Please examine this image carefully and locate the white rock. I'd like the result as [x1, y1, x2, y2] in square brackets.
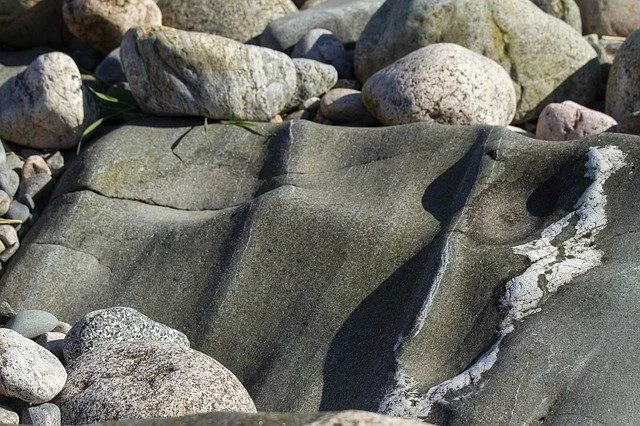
[362, 43, 517, 126]
[536, 101, 617, 141]
[0, 406, 18, 424]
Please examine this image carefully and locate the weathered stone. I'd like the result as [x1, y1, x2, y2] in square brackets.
[58, 341, 256, 423]
[575, 0, 640, 36]
[0, 0, 68, 48]
[0, 406, 18, 424]
[121, 27, 296, 121]
[62, 0, 161, 54]
[22, 156, 51, 180]
[0, 329, 66, 404]
[0, 225, 19, 263]
[0, 190, 10, 217]
[0, 170, 19, 198]
[52, 322, 71, 334]
[286, 59, 338, 111]
[21, 403, 61, 426]
[261, 0, 385, 51]
[6, 310, 58, 339]
[606, 30, 640, 122]
[354, 0, 600, 122]
[155, 0, 297, 43]
[531, 0, 582, 32]
[362, 44, 516, 126]
[536, 101, 617, 141]
[35, 332, 67, 360]
[63, 306, 190, 363]
[94, 48, 124, 85]
[6, 200, 31, 223]
[320, 88, 377, 125]
[0, 52, 98, 150]
[292, 29, 353, 79]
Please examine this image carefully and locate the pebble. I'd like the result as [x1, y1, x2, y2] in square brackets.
[0, 328, 67, 404]
[319, 88, 378, 126]
[0, 225, 19, 263]
[0, 190, 10, 216]
[0, 52, 98, 150]
[94, 48, 124, 85]
[21, 403, 61, 426]
[292, 29, 354, 78]
[536, 101, 617, 141]
[6, 310, 58, 339]
[0, 170, 19, 198]
[21, 156, 51, 180]
[45, 152, 65, 177]
[52, 322, 72, 334]
[63, 306, 190, 363]
[6, 200, 31, 224]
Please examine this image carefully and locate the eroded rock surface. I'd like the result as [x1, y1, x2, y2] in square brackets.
[1, 119, 640, 423]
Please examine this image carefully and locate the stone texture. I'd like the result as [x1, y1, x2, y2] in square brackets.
[22, 156, 51, 180]
[0, 170, 19, 198]
[58, 341, 256, 423]
[0, 48, 53, 87]
[292, 29, 353, 79]
[320, 88, 377, 126]
[0, 190, 10, 216]
[0, 225, 19, 263]
[0, 406, 18, 424]
[121, 27, 296, 121]
[21, 403, 61, 426]
[575, 0, 640, 36]
[536, 101, 617, 141]
[362, 44, 516, 126]
[0, 52, 98, 150]
[354, 0, 600, 122]
[154, 0, 297, 43]
[606, 30, 640, 122]
[586, 34, 625, 65]
[5, 309, 58, 339]
[530, 0, 582, 31]
[64, 306, 190, 363]
[0, 329, 66, 404]
[94, 48, 124, 85]
[0, 0, 68, 48]
[35, 332, 67, 359]
[62, 0, 162, 54]
[261, 0, 385, 51]
[286, 59, 338, 111]
[3, 118, 640, 422]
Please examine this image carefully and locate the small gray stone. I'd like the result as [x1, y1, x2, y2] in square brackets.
[63, 306, 190, 363]
[320, 88, 378, 126]
[292, 29, 353, 78]
[4, 152, 24, 174]
[0, 225, 19, 263]
[0, 190, 10, 217]
[58, 341, 256, 423]
[362, 43, 517, 126]
[94, 48, 124, 85]
[21, 403, 61, 426]
[0, 52, 98, 150]
[286, 59, 338, 111]
[6, 310, 58, 339]
[45, 152, 65, 177]
[0, 406, 18, 424]
[6, 201, 31, 223]
[121, 27, 297, 121]
[0, 328, 67, 404]
[0, 170, 19, 198]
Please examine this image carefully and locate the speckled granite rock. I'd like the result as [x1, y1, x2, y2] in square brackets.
[0, 406, 18, 424]
[0, 328, 66, 404]
[62, 0, 162, 54]
[531, 0, 582, 32]
[63, 307, 189, 363]
[155, 0, 297, 43]
[58, 341, 256, 423]
[121, 27, 296, 121]
[286, 59, 338, 111]
[355, 0, 600, 122]
[0, 52, 98, 149]
[362, 44, 516, 126]
[21, 403, 61, 426]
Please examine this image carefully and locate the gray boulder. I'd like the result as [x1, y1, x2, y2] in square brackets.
[260, 0, 385, 51]
[0, 328, 66, 404]
[3, 118, 640, 423]
[606, 30, 640, 122]
[575, 0, 640, 36]
[292, 29, 353, 79]
[530, 0, 582, 32]
[121, 27, 297, 121]
[5, 309, 58, 339]
[57, 341, 256, 423]
[63, 306, 190, 363]
[0, 0, 68, 48]
[354, 0, 600, 122]
[155, 0, 297, 43]
[0, 52, 98, 150]
[286, 59, 338, 111]
[362, 43, 517, 126]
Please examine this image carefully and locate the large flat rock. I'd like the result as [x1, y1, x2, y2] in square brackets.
[2, 118, 640, 423]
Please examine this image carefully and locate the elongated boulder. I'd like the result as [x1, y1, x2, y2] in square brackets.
[575, 0, 640, 36]
[121, 27, 297, 121]
[58, 341, 256, 423]
[362, 44, 516, 126]
[354, 0, 600, 122]
[606, 30, 640, 122]
[530, 0, 582, 32]
[154, 0, 297, 43]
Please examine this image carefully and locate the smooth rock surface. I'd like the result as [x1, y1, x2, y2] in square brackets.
[63, 306, 190, 363]
[286, 59, 338, 111]
[0, 0, 68, 48]
[354, 0, 600, 122]
[576, 0, 640, 36]
[0, 225, 19, 263]
[94, 48, 124, 85]
[320, 89, 377, 125]
[362, 44, 516, 126]
[0, 328, 66, 404]
[121, 27, 296, 121]
[62, 0, 162, 54]
[261, 0, 385, 51]
[0, 52, 98, 149]
[536, 101, 617, 140]
[5, 310, 58, 339]
[531, 0, 582, 31]
[292, 29, 353, 79]
[155, 0, 297, 43]
[58, 341, 256, 423]
[606, 30, 640, 122]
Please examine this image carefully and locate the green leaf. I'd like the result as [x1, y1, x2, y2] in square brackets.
[77, 117, 105, 154]
[89, 87, 121, 104]
[220, 120, 273, 137]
